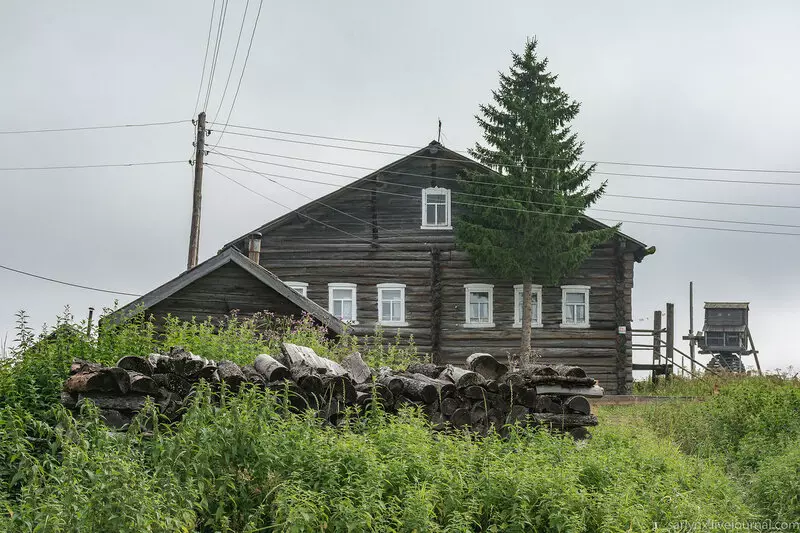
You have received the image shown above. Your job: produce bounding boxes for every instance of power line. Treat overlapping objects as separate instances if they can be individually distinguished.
[0,264,141,297]
[212,145,800,210]
[192,0,217,116]
[209,0,264,149]
[203,0,230,112]
[206,165,403,249]
[206,162,800,237]
[212,130,800,186]
[0,119,188,135]
[210,150,800,228]
[0,160,185,172]
[208,122,800,175]
[216,153,406,239]
[210,0,250,123]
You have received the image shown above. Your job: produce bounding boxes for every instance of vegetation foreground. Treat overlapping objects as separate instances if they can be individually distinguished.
[0,310,796,531]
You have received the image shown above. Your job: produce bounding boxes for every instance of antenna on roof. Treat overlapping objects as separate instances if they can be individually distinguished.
[437,118,442,144]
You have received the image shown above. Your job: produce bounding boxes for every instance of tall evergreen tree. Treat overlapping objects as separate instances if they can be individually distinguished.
[456,38,618,367]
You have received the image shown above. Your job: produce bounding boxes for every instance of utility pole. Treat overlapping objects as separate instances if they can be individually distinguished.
[689,281,695,375]
[187,111,206,270]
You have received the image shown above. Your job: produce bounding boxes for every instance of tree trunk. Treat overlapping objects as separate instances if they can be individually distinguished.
[520,280,533,368]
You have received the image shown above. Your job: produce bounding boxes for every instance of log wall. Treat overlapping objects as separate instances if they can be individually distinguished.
[230,150,640,394]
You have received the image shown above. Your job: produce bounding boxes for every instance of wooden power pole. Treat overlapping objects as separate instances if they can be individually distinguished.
[187,112,206,270]
[689,281,695,375]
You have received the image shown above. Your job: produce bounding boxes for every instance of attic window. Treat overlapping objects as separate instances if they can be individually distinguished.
[421,187,452,229]
[285,282,308,297]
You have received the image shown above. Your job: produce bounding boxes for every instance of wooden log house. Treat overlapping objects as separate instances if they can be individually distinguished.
[114,142,653,394]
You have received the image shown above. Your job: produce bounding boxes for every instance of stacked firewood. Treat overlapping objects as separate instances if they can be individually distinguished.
[61,343,602,438]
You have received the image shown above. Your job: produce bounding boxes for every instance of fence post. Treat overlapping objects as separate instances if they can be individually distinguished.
[666,303,675,378]
[652,310,662,382]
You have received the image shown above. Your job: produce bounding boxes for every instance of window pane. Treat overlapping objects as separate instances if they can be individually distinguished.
[576,305,585,322]
[427,193,445,204]
[436,204,447,224]
[469,291,489,305]
[340,300,353,320]
[332,289,352,301]
[706,332,724,345]
[725,332,740,346]
[565,292,585,304]
[566,305,575,323]
[382,289,401,301]
[391,301,401,321]
[333,300,343,317]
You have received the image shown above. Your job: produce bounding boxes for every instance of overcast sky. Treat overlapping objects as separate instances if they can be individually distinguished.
[2,1,798,376]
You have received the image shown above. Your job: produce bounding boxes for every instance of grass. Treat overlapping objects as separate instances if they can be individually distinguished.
[0,308,793,531]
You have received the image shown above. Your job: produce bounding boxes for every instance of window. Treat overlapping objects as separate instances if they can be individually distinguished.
[328,283,358,323]
[285,281,308,297]
[706,331,742,348]
[513,284,543,328]
[561,285,590,327]
[377,283,407,326]
[421,187,452,229]
[464,283,494,327]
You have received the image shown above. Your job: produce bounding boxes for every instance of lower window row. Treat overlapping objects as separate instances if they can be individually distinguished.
[284,281,591,328]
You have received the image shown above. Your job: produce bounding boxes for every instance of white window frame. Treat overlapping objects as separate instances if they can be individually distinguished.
[285,281,308,297]
[421,187,452,230]
[463,283,495,328]
[377,283,408,326]
[513,284,543,328]
[328,283,358,324]
[561,285,590,328]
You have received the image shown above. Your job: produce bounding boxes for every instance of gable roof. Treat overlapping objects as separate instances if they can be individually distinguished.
[106,248,347,335]
[221,141,652,259]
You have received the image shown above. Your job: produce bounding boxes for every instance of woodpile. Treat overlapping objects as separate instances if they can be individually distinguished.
[62,343,602,438]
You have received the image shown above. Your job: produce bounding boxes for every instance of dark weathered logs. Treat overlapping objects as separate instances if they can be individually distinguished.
[440,365,486,389]
[525,364,559,377]
[70,360,104,375]
[552,364,588,378]
[530,413,599,428]
[485,380,499,393]
[487,407,505,428]
[116,356,153,376]
[64,367,130,395]
[152,373,192,397]
[61,391,78,409]
[462,385,488,401]
[466,353,508,380]
[148,354,175,374]
[563,395,591,415]
[99,409,132,429]
[440,397,463,417]
[513,387,537,409]
[534,384,604,397]
[341,352,371,384]
[281,343,347,376]
[409,373,456,398]
[291,366,324,395]
[217,360,246,390]
[377,371,405,396]
[406,362,444,379]
[507,405,529,425]
[449,407,471,428]
[241,365,266,387]
[568,426,591,440]
[190,365,219,382]
[470,403,487,426]
[354,382,394,405]
[321,374,357,404]
[392,375,437,404]
[128,371,160,395]
[254,354,291,382]
[535,395,563,414]
[78,394,148,411]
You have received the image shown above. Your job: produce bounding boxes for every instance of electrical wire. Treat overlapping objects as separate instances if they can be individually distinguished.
[210,151,800,229]
[202,0,230,112]
[206,165,404,249]
[206,162,800,237]
[0,119,188,135]
[192,0,217,116]
[212,145,800,210]
[209,122,800,175]
[209,0,250,123]
[0,160,186,171]
[0,264,141,297]
[208,0,264,148]
[213,131,800,186]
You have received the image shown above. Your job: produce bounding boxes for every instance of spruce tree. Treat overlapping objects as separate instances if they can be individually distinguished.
[456,38,618,367]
